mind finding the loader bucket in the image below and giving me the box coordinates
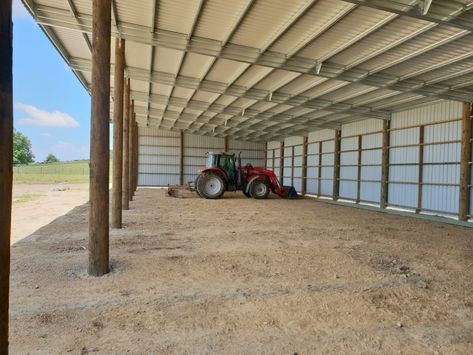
[283,185,299,199]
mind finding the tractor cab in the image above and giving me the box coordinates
[205,152,238,183]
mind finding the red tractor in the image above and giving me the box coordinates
[194,152,298,199]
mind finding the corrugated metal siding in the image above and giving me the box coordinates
[307,129,335,195]
[228,139,266,167]
[283,136,304,191]
[339,119,383,203]
[391,101,464,127]
[139,128,266,186]
[138,127,180,186]
[389,100,462,214]
[183,134,225,183]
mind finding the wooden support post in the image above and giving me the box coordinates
[88,0,112,277]
[264,142,268,169]
[132,121,138,193]
[0,1,13,351]
[416,125,425,214]
[459,102,472,221]
[134,122,139,191]
[224,136,228,152]
[179,130,184,185]
[129,111,135,201]
[272,149,275,170]
[111,38,125,229]
[301,137,308,195]
[291,145,295,186]
[122,81,130,210]
[279,141,284,185]
[317,141,322,197]
[333,130,341,200]
[380,120,391,209]
[356,135,362,203]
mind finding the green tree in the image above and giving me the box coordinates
[44,153,60,164]
[13,130,35,165]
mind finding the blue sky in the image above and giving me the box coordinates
[13,0,91,162]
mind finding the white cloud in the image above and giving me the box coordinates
[12,0,30,19]
[16,103,80,128]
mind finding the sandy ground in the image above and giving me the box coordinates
[9,189,473,354]
[12,184,89,244]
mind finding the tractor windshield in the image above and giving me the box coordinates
[206,154,218,168]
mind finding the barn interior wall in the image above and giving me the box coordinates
[138,127,266,186]
[266,101,472,221]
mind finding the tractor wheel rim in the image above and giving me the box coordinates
[205,176,222,196]
[255,183,267,196]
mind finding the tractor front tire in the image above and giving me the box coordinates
[249,179,270,199]
[198,172,225,199]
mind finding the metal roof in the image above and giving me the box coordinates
[22,0,473,142]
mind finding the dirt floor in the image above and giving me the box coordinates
[9,189,473,354]
[12,184,89,244]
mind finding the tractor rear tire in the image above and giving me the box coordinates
[243,190,251,198]
[198,172,225,199]
[194,175,203,197]
[250,179,270,199]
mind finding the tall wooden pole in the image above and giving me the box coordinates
[279,141,284,185]
[88,0,111,277]
[123,94,131,209]
[264,142,268,169]
[333,130,341,200]
[356,135,362,203]
[301,136,308,195]
[179,130,184,185]
[129,111,135,201]
[224,136,228,152]
[380,120,391,209]
[0,1,13,351]
[317,141,322,197]
[416,125,425,214]
[459,102,472,221]
[111,38,125,229]
[134,122,139,191]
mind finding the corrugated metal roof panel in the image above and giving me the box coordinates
[298,6,395,61]
[230,0,314,49]
[156,0,202,35]
[269,0,355,56]
[194,0,252,42]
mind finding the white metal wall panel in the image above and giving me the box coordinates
[306,141,320,195]
[391,101,463,128]
[183,134,225,183]
[320,140,335,197]
[138,127,180,186]
[228,139,266,167]
[307,129,335,195]
[339,136,357,200]
[139,129,266,186]
[388,101,463,213]
[421,121,461,214]
[283,136,304,189]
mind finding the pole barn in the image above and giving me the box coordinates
[2,0,473,353]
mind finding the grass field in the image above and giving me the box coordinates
[13,161,90,184]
